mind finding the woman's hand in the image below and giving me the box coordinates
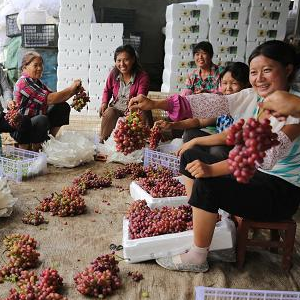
[185,159,212,178]
[155,120,171,131]
[100,103,108,117]
[70,79,82,95]
[128,94,155,111]
[176,139,196,156]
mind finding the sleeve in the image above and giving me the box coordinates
[166,94,193,121]
[182,72,194,95]
[0,67,13,104]
[101,72,114,104]
[136,72,150,96]
[258,130,292,170]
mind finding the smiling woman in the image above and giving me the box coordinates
[12,51,82,151]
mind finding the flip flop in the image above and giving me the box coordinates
[156,254,209,273]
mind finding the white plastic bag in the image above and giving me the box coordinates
[0,177,18,217]
[42,131,95,168]
[96,117,143,164]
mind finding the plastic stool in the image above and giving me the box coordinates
[233,216,296,271]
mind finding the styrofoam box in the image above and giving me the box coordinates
[214,54,245,64]
[163,69,187,86]
[195,286,300,300]
[164,38,201,55]
[248,6,289,25]
[209,23,247,43]
[130,181,187,208]
[58,50,90,63]
[161,82,184,93]
[166,3,209,23]
[164,54,196,70]
[250,0,290,10]
[246,23,287,42]
[123,218,234,263]
[211,40,246,57]
[199,0,251,6]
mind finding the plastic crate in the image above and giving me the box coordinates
[195,287,300,300]
[6,13,21,37]
[143,145,180,175]
[21,24,58,48]
[0,146,47,182]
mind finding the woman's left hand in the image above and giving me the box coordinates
[71,79,82,94]
[185,159,212,178]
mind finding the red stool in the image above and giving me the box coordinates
[233,216,297,271]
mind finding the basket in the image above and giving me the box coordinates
[0,146,47,182]
[21,24,58,48]
[6,13,21,37]
[143,145,180,175]
[195,287,300,300]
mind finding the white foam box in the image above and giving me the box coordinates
[248,5,289,25]
[164,38,201,56]
[166,3,209,23]
[123,218,234,263]
[209,23,247,43]
[250,0,290,10]
[164,54,196,70]
[209,4,248,25]
[165,21,209,40]
[59,12,93,24]
[58,48,90,63]
[245,40,260,62]
[59,0,93,23]
[161,82,184,94]
[199,0,250,6]
[162,69,188,87]
[88,64,112,80]
[88,82,106,96]
[247,24,286,42]
[215,54,245,64]
[211,40,246,57]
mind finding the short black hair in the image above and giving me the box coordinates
[220,61,250,88]
[193,41,214,58]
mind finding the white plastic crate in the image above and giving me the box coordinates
[0,146,47,182]
[143,145,180,175]
[123,218,235,263]
[195,286,300,300]
[129,179,187,208]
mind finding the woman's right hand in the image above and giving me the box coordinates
[100,103,108,117]
[70,79,82,94]
[128,94,155,111]
[176,139,196,156]
[155,120,171,131]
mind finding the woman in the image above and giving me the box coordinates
[156,62,250,160]
[99,44,152,142]
[12,51,81,151]
[180,41,224,96]
[129,40,300,272]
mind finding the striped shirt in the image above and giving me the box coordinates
[14,74,51,117]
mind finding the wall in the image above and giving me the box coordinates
[93,0,195,90]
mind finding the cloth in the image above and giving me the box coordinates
[181,63,223,96]
[101,70,149,105]
[0,66,13,111]
[14,73,51,117]
[216,114,234,133]
[181,148,300,221]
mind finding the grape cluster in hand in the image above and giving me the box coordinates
[71,86,90,112]
[149,125,162,150]
[0,234,39,283]
[226,118,279,183]
[114,111,150,155]
[22,210,48,226]
[74,253,122,298]
[4,101,23,129]
[126,200,192,239]
[4,268,67,300]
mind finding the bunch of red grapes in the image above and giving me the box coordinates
[226,118,279,183]
[22,210,48,226]
[148,125,162,150]
[0,234,39,283]
[74,253,122,298]
[114,111,150,155]
[126,200,192,239]
[4,101,23,129]
[72,170,112,193]
[36,186,86,217]
[136,166,186,198]
[71,86,90,112]
[4,268,67,300]
[111,163,145,179]
[127,271,143,282]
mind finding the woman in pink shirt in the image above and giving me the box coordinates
[100,45,153,142]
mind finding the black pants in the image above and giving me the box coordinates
[180,148,300,222]
[10,102,70,143]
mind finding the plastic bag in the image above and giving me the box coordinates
[0,177,18,217]
[42,131,95,168]
[96,117,143,164]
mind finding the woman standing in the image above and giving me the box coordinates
[99,44,152,142]
[13,51,81,151]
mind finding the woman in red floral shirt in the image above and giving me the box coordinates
[13,51,81,151]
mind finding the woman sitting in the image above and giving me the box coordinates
[99,44,153,143]
[12,51,81,151]
[129,40,300,272]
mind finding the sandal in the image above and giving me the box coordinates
[156,254,209,273]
